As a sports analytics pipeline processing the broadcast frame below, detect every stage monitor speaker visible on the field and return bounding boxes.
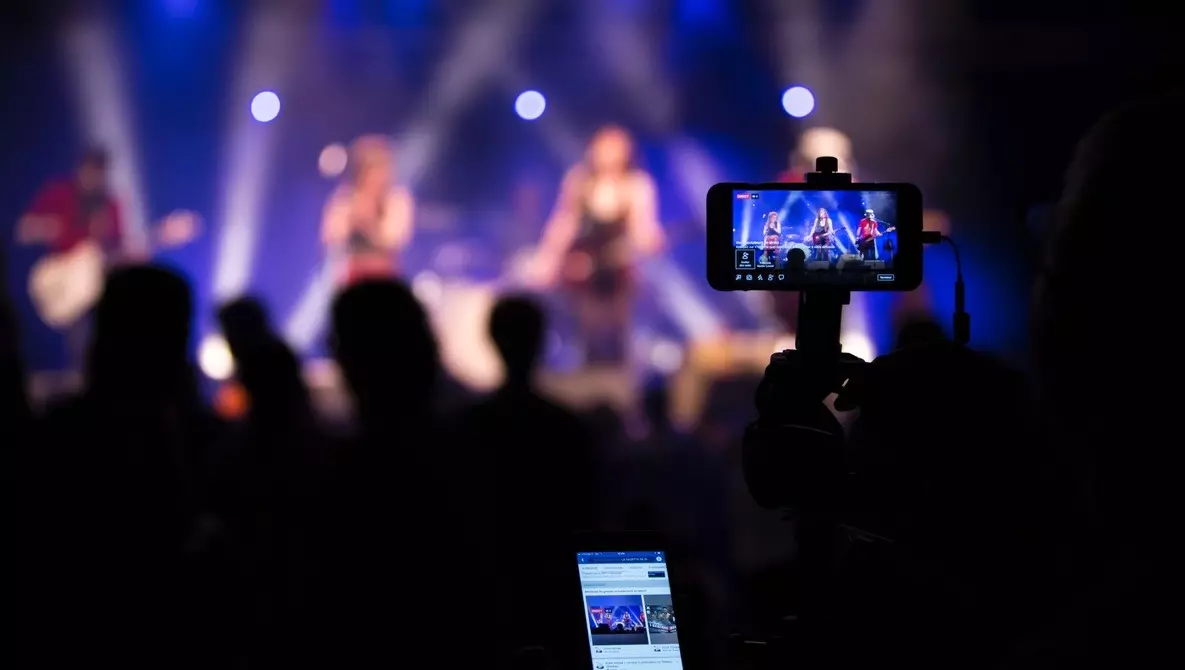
[837,255,864,272]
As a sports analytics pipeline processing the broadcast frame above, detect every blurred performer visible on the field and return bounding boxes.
[777,127,856,182]
[18,148,125,368]
[321,135,415,285]
[809,207,836,262]
[761,211,782,265]
[19,147,125,258]
[531,126,664,365]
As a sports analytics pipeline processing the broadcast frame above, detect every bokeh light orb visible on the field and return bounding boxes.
[250,91,281,123]
[318,143,348,178]
[514,90,547,120]
[781,86,816,118]
[198,333,235,381]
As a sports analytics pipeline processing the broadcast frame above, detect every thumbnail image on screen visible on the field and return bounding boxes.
[586,595,649,646]
[577,550,682,669]
[644,593,678,645]
[733,189,898,286]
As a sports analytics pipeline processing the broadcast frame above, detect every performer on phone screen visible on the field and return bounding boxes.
[857,209,882,261]
[530,125,664,365]
[810,207,836,262]
[762,211,781,265]
[321,135,414,286]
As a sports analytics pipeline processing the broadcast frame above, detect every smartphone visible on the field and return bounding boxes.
[706,182,924,291]
[574,532,686,670]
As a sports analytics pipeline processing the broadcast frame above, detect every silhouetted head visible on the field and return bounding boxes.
[1033,93,1185,427]
[788,247,807,271]
[88,265,192,404]
[217,296,271,359]
[331,280,438,415]
[77,146,109,194]
[894,318,946,351]
[489,295,546,387]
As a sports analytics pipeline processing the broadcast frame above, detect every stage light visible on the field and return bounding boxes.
[318,143,348,178]
[841,331,875,363]
[514,90,546,120]
[198,333,235,381]
[781,86,815,118]
[163,0,199,18]
[250,91,281,123]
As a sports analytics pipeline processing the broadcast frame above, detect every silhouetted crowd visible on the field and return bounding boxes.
[3,95,1183,669]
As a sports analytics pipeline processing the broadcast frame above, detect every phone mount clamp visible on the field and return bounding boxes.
[797,156,851,357]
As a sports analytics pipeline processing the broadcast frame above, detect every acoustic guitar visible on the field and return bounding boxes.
[28,211,200,328]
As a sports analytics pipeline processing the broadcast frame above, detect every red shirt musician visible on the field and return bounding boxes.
[857,209,883,260]
[321,135,415,286]
[18,147,123,256]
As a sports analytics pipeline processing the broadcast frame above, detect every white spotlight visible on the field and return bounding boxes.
[514,90,546,120]
[841,331,876,363]
[250,90,281,123]
[198,333,236,381]
[781,86,816,118]
[318,143,348,178]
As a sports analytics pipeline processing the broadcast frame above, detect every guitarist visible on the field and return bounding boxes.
[529,125,664,366]
[18,147,124,257]
[17,148,127,368]
[809,207,836,262]
[857,209,885,261]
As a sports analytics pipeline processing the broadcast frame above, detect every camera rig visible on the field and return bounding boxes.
[737,157,972,663]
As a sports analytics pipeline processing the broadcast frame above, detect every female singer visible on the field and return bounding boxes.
[530,125,664,365]
[809,207,836,261]
[321,135,415,285]
[762,211,782,264]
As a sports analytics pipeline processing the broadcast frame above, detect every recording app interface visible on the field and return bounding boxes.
[577,551,682,670]
[733,188,899,287]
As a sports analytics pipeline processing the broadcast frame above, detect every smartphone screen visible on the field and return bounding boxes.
[707,183,922,291]
[577,550,682,669]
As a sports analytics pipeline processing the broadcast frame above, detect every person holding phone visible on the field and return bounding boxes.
[321,135,415,286]
[529,125,664,365]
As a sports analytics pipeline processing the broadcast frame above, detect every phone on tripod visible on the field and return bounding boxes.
[706,182,924,292]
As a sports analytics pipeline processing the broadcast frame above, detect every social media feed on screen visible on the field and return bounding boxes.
[732,189,899,288]
[577,551,682,670]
